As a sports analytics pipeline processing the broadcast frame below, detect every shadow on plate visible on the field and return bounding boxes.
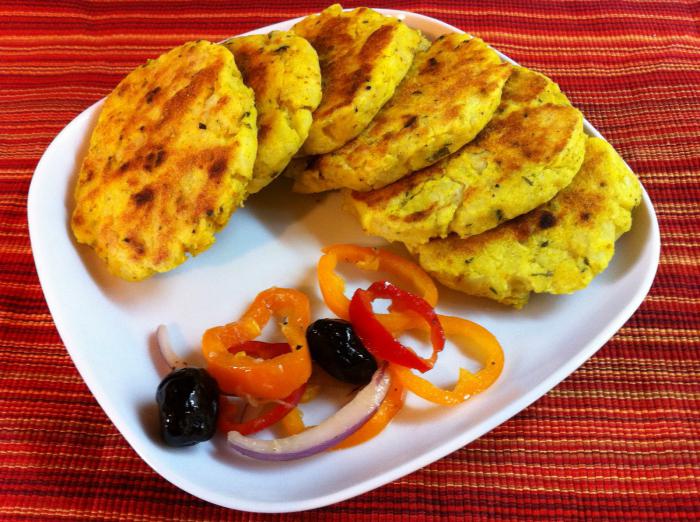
[138,400,162,444]
[596,202,652,284]
[68,170,325,305]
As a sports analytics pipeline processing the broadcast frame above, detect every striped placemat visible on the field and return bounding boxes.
[1,1,698,519]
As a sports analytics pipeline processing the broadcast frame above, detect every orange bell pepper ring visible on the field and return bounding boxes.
[280,407,306,436]
[317,244,438,331]
[202,287,312,400]
[390,314,504,406]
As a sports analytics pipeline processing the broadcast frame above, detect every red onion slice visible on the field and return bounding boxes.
[156,324,188,370]
[227,364,390,461]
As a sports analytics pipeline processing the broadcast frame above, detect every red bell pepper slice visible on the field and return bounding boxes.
[218,384,307,435]
[229,340,290,359]
[349,281,445,373]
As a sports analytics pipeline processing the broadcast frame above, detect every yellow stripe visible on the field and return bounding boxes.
[0,389,96,401]
[614,131,700,142]
[0,315,55,327]
[495,44,700,57]
[0,31,697,46]
[0,353,75,364]
[613,334,699,344]
[660,240,700,247]
[0,44,156,53]
[0,338,66,348]
[469,437,700,447]
[0,462,153,475]
[0,108,87,117]
[0,87,103,96]
[6,41,700,59]
[579,369,700,378]
[575,368,700,378]
[630,178,700,185]
[1,131,60,139]
[0,506,181,522]
[651,203,700,214]
[646,295,700,304]
[657,231,700,239]
[0,9,299,21]
[638,175,698,183]
[451,447,699,456]
[433,462,700,473]
[0,447,135,460]
[0,372,85,385]
[548,389,700,400]
[584,357,700,368]
[0,423,113,434]
[422,5,700,23]
[530,64,700,76]
[481,31,700,46]
[7,61,699,76]
[401,477,700,494]
[8,50,700,68]
[660,253,700,265]
[2,65,140,73]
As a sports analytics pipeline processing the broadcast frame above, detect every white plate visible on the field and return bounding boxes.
[27,9,660,514]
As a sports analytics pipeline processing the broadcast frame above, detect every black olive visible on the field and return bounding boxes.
[155,367,219,447]
[306,319,377,385]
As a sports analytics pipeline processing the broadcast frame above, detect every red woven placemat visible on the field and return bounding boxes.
[1,1,698,519]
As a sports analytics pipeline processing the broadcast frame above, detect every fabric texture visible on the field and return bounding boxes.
[1,1,698,519]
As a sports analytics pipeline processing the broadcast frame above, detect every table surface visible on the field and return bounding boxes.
[1,0,699,519]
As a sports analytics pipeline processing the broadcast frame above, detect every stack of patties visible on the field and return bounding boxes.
[346,67,586,245]
[224,31,322,194]
[71,4,642,297]
[72,33,324,280]
[411,137,642,307]
[342,63,642,307]
[290,31,512,192]
[290,4,428,156]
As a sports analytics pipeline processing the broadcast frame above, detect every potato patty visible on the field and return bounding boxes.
[292,4,425,155]
[71,40,257,281]
[411,137,642,308]
[346,66,585,245]
[224,31,322,194]
[292,33,511,193]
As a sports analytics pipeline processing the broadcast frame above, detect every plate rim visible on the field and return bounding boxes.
[27,8,661,513]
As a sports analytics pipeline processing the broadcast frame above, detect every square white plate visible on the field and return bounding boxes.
[27,9,660,513]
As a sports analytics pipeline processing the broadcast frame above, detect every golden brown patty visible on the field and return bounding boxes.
[292,4,425,155]
[346,66,585,245]
[71,40,257,281]
[411,137,642,308]
[292,33,511,193]
[224,31,322,194]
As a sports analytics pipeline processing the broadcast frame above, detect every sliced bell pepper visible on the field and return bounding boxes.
[202,287,312,400]
[333,378,406,449]
[317,244,437,331]
[389,314,504,405]
[280,407,307,436]
[230,340,291,359]
[218,384,306,435]
[349,281,445,373]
